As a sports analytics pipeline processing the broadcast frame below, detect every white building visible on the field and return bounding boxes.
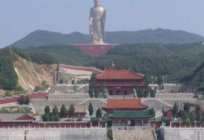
[55,64,101,85]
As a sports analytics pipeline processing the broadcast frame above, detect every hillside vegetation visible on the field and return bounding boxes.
[0,48,18,90]
[11,29,204,48]
[0,48,56,92]
[19,42,204,82]
[93,43,204,82]
[20,45,91,66]
[182,62,204,92]
[1,42,204,91]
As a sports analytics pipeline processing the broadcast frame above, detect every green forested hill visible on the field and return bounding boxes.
[19,45,92,66]
[93,43,204,82]
[11,29,204,48]
[1,42,204,90]
[20,42,204,82]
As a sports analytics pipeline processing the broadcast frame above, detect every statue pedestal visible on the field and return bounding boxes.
[75,44,115,57]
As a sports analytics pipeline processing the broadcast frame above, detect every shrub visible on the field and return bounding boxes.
[17,95,30,105]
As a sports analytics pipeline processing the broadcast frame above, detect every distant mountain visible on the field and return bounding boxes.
[11,31,90,48]
[11,29,204,48]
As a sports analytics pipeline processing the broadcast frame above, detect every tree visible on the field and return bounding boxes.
[149,108,155,117]
[42,105,60,122]
[24,96,30,105]
[96,108,102,118]
[44,106,51,114]
[52,105,59,115]
[53,113,60,121]
[196,111,203,122]
[181,111,192,126]
[49,114,55,121]
[94,89,100,98]
[52,106,60,121]
[88,88,94,98]
[185,117,192,126]
[69,104,75,116]
[155,128,164,140]
[144,88,150,97]
[42,113,50,121]
[51,106,60,121]
[60,105,67,117]
[89,74,96,85]
[13,86,26,95]
[99,86,107,98]
[144,75,151,85]
[184,103,191,113]
[195,104,201,113]
[88,103,94,116]
[17,95,30,105]
[34,81,49,92]
[107,129,113,140]
[156,76,163,87]
[136,88,144,98]
[150,88,156,98]
[172,102,179,117]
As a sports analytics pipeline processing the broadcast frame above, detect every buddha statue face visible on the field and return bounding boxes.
[94,0,101,7]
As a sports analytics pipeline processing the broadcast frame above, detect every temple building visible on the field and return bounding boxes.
[94,69,146,95]
[103,99,154,127]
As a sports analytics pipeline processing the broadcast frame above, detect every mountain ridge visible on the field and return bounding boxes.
[10,28,204,48]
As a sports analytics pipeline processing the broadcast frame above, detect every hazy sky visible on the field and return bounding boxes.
[0,0,204,48]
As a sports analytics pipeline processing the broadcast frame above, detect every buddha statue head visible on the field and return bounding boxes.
[94,0,101,7]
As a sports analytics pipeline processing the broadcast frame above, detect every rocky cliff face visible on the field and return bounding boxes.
[13,56,56,91]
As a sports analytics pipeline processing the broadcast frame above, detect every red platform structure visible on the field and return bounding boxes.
[75,44,115,57]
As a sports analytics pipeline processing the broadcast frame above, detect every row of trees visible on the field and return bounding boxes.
[171,102,204,126]
[42,105,60,121]
[89,86,156,98]
[42,104,75,122]
[135,87,156,98]
[89,74,107,99]
[42,103,103,121]
[88,87,107,98]
[88,103,102,118]
[145,75,164,86]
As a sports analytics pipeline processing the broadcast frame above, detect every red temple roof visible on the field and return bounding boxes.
[16,114,35,121]
[103,99,148,110]
[96,69,144,80]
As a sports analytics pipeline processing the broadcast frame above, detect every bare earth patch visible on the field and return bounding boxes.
[14,56,57,91]
[0,90,5,97]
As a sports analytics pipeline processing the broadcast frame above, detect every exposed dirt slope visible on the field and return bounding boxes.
[13,56,56,91]
[0,90,4,97]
